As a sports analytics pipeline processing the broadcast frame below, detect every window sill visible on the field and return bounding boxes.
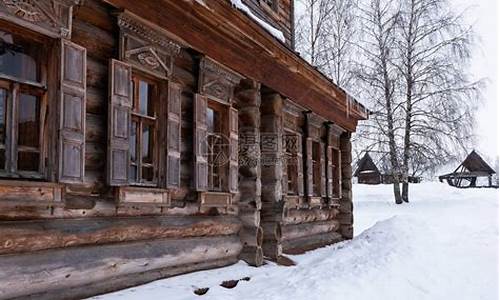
[116,186,170,206]
[199,192,232,208]
[0,179,62,204]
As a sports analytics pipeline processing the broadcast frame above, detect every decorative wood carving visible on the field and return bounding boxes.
[0,0,79,38]
[117,11,181,79]
[199,57,242,104]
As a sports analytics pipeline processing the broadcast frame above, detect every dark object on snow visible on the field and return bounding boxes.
[439,151,498,189]
[220,280,239,289]
[240,277,251,282]
[194,287,209,296]
[354,153,421,185]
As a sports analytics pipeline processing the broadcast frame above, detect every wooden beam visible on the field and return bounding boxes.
[101,0,363,131]
[0,235,242,299]
[0,215,241,255]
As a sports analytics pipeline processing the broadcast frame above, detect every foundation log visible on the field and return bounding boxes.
[0,235,242,299]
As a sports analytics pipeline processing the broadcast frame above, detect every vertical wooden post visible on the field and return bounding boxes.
[339,132,354,239]
[234,79,263,266]
[260,90,284,260]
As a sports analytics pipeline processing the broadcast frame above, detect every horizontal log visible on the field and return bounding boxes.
[239,245,264,267]
[0,235,242,299]
[19,256,238,300]
[281,220,340,241]
[282,232,344,255]
[239,225,263,247]
[282,208,339,225]
[0,215,241,255]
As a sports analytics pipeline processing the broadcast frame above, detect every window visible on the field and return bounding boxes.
[284,133,298,195]
[331,148,341,198]
[206,103,228,192]
[129,74,158,185]
[0,28,46,178]
[312,141,321,196]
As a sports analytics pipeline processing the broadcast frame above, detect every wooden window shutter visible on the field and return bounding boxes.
[228,107,239,193]
[281,136,288,196]
[59,40,86,183]
[326,146,334,198]
[107,59,132,186]
[296,133,304,196]
[193,94,208,191]
[320,142,327,197]
[305,137,313,197]
[166,82,182,188]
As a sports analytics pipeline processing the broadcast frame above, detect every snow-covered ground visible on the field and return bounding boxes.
[92,182,499,300]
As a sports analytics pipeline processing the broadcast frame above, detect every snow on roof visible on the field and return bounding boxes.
[229,0,286,43]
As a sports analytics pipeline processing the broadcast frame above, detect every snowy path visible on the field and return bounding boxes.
[92,182,498,300]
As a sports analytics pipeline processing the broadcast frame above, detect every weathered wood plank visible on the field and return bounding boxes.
[281,220,340,241]
[0,235,242,299]
[282,231,344,255]
[0,215,241,255]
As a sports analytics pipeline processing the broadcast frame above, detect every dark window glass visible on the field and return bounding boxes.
[0,149,4,170]
[0,30,40,82]
[130,75,157,185]
[139,80,154,116]
[130,121,137,163]
[142,124,153,164]
[142,166,154,182]
[312,141,321,196]
[17,151,39,172]
[0,88,5,145]
[17,93,39,148]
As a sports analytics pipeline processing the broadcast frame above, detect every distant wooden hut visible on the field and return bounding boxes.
[439,151,498,188]
[354,153,382,184]
[354,153,422,185]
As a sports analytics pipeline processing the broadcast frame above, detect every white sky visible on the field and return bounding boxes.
[452,0,498,160]
[295,0,498,160]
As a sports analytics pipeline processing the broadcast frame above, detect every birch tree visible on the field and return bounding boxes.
[355,0,404,203]
[396,0,482,202]
[322,0,359,88]
[295,0,335,65]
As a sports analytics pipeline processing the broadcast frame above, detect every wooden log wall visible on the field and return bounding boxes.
[235,79,264,266]
[339,132,354,239]
[259,90,284,259]
[0,1,243,298]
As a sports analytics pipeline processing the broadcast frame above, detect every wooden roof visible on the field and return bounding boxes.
[354,153,381,177]
[103,0,369,132]
[458,151,495,174]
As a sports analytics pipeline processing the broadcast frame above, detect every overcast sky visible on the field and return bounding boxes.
[452,0,498,160]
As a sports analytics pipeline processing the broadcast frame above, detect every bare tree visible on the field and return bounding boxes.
[322,0,359,88]
[295,0,335,65]
[354,0,404,203]
[396,0,482,202]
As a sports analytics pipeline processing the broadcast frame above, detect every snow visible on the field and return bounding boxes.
[90,182,498,300]
[229,0,286,43]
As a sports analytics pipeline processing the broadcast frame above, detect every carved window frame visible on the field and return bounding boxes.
[195,57,242,206]
[0,0,80,39]
[0,21,54,180]
[117,11,181,80]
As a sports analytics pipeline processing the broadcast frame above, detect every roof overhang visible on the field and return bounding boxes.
[103,0,369,131]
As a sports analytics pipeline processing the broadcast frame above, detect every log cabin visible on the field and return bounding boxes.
[0,0,368,298]
[354,152,421,185]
